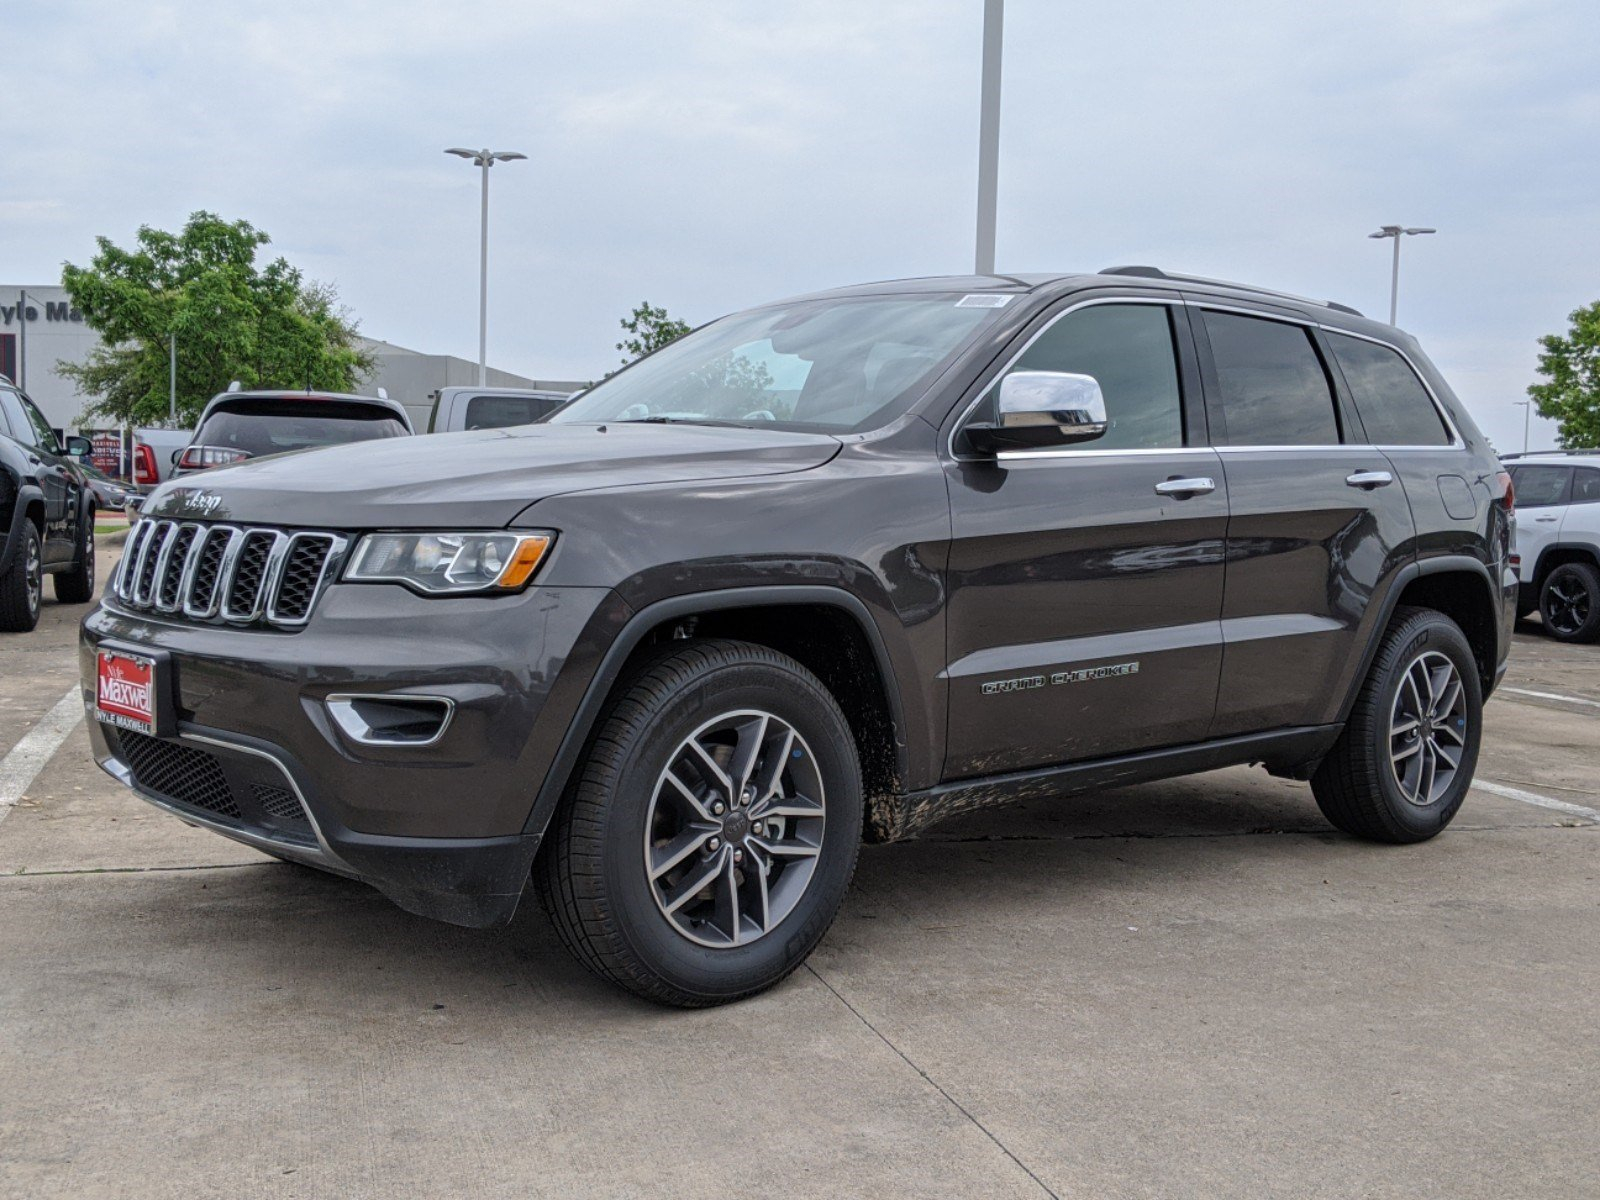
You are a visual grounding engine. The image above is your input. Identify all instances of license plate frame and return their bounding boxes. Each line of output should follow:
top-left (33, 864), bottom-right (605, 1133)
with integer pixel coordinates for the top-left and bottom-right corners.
top-left (94, 644), bottom-right (175, 737)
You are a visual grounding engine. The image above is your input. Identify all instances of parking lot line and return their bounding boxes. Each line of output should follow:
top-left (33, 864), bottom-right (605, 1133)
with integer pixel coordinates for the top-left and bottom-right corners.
top-left (1499, 685), bottom-right (1600, 711)
top-left (1472, 779), bottom-right (1600, 823)
top-left (0, 686), bottom-right (85, 827)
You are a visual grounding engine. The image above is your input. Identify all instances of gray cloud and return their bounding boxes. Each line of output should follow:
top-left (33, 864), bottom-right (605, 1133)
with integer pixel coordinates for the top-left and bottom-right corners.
top-left (4, 0), bottom-right (1595, 450)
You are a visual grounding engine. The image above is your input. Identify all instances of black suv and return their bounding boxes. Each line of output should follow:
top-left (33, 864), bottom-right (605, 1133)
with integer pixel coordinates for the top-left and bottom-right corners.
top-left (81, 269), bottom-right (1515, 1006)
top-left (1, 381), bottom-right (97, 631)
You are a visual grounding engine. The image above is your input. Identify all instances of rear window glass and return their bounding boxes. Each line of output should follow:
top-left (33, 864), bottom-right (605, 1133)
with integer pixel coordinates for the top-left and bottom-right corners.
top-left (1510, 465), bottom-right (1571, 507)
top-left (1575, 469), bottom-right (1600, 504)
top-left (463, 394), bottom-right (565, 430)
top-left (1202, 311), bottom-right (1341, 446)
top-left (1327, 333), bottom-right (1450, 446)
top-left (193, 400), bottom-right (407, 459)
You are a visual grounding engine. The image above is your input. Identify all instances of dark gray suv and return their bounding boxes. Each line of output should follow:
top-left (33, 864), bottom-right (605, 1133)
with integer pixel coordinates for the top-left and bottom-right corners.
top-left (81, 268), bottom-right (1515, 1005)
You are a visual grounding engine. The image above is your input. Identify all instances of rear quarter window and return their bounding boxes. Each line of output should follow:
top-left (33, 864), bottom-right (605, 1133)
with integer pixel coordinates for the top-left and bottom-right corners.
top-left (1326, 333), bottom-right (1451, 446)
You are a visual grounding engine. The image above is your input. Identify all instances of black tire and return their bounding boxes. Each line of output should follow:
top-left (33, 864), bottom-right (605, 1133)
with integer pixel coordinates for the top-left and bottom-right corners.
top-left (536, 638), bottom-right (862, 1007)
top-left (0, 523), bottom-right (43, 633)
top-left (1538, 562), bottom-right (1600, 643)
top-left (53, 508), bottom-right (96, 604)
top-left (1311, 607), bottom-right (1482, 844)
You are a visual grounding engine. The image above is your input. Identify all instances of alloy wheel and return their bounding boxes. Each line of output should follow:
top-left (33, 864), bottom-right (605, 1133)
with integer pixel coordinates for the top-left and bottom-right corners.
top-left (1388, 650), bottom-right (1467, 807)
top-left (25, 536), bottom-right (41, 619)
top-left (1543, 569), bottom-right (1592, 637)
top-left (644, 709), bottom-right (826, 949)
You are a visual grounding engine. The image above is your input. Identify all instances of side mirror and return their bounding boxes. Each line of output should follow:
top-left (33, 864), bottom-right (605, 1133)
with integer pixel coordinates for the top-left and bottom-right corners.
top-left (64, 435), bottom-right (94, 459)
top-left (965, 371), bottom-right (1108, 455)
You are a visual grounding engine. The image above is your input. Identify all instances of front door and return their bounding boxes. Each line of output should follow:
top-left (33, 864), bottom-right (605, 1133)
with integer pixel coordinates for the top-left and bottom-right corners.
top-left (1189, 305), bottom-right (1417, 737)
top-left (942, 297), bottom-right (1229, 779)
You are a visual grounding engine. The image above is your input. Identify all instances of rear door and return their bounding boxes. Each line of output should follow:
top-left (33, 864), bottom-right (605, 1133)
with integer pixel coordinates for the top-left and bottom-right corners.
top-left (942, 293), bottom-right (1230, 777)
top-left (1191, 303), bottom-right (1416, 737)
top-left (1507, 465), bottom-right (1572, 585)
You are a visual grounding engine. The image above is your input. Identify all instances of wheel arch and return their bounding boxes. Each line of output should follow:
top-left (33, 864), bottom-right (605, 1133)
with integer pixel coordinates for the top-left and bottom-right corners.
top-left (522, 586), bottom-right (908, 844)
top-left (1339, 555), bottom-right (1504, 721)
top-left (1532, 541), bottom-right (1600, 589)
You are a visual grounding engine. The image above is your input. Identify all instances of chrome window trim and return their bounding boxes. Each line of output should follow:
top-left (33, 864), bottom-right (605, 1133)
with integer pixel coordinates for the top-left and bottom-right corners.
top-left (1316, 323), bottom-right (1465, 450)
top-left (947, 294), bottom-right (1181, 463)
top-left (950, 292), bottom-right (1468, 462)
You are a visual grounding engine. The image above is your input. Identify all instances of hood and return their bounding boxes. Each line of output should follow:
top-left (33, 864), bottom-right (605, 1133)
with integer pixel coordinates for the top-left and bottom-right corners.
top-left (143, 423), bottom-right (841, 529)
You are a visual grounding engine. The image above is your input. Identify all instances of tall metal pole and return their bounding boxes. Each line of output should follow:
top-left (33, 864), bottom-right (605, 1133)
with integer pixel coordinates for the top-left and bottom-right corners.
top-left (974, 0), bottom-right (1003, 276)
top-left (169, 332), bottom-right (177, 421)
top-left (1389, 235), bottom-right (1401, 326)
top-left (16, 290), bottom-right (26, 392)
top-left (478, 158), bottom-right (490, 387)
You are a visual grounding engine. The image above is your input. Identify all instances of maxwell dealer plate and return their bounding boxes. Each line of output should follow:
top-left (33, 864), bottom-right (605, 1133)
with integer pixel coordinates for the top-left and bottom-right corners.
top-left (96, 649), bottom-right (157, 734)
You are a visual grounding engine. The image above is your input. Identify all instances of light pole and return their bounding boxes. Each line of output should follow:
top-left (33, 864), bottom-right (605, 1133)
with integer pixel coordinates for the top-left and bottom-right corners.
top-left (445, 147), bottom-right (527, 385)
top-left (974, 0), bottom-right (1004, 275)
top-left (1367, 225), bottom-right (1435, 326)
top-left (1513, 400), bottom-right (1532, 454)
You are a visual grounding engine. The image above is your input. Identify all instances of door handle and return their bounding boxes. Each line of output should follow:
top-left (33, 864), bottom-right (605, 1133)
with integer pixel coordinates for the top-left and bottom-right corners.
top-left (1154, 476), bottom-right (1216, 498)
top-left (1534, 515), bottom-right (1559, 522)
top-left (1345, 470), bottom-right (1393, 490)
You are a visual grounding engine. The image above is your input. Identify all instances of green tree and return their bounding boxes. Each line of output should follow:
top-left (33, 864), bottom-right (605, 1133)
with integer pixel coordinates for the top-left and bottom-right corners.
top-left (616, 301), bottom-right (690, 365)
top-left (58, 211), bottom-right (372, 426)
top-left (1529, 300), bottom-right (1600, 448)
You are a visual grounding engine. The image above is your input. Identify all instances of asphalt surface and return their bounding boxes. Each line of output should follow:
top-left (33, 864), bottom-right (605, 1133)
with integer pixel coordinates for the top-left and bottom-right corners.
top-left (2, 544), bottom-right (1597, 1198)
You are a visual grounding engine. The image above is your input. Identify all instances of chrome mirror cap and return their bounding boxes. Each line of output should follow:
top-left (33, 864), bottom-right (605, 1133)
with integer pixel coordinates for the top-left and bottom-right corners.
top-left (967, 370), bottom-right (1109, 455)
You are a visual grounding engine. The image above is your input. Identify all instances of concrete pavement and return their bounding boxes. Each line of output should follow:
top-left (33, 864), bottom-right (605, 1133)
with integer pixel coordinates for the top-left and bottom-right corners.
top-left (2, 553), bottom-right (1597, 1198)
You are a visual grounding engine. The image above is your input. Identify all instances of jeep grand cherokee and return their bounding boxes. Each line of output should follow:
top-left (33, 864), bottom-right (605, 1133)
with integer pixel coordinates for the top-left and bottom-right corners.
top-left (81, 268), bottom-right (1516, 1006)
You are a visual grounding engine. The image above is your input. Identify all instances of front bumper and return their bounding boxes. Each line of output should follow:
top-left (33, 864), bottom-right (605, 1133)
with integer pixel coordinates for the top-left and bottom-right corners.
top-left (81, 580), bottom-right (625, 927)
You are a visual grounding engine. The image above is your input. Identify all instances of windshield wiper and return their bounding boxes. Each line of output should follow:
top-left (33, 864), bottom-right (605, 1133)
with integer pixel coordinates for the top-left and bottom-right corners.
top-left (621, 416), bottom-right (753, 428)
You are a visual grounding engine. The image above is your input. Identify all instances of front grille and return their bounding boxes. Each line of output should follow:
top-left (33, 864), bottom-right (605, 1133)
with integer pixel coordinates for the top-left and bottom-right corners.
top-left (116, 729), bottom-right (317, 845)
top-left (118, 731), bottom-right (242, 819)
top-left (113, 520), bottom-right (346, 630)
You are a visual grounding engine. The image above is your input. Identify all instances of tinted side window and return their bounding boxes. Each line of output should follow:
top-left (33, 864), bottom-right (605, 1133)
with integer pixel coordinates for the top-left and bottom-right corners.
top-left (0, 390), bottom-right (14, 437)
top-left (1571, 468), bottom-right (1600, 504)
top-left (20, 396), bottom-right (60, 452)
top-left (0, 390), bottom-right (29, 444)
top-left (1202, 311), bottom-right (1340, 446)
top-left (463, 394), bottom-right (562, 430)
top-left (1326, 333), bottom-right (1450, 446)
top-left (1511, 465), bottom-right (1572, 507)
top-left (972, 303), bottom-right (1184, 451)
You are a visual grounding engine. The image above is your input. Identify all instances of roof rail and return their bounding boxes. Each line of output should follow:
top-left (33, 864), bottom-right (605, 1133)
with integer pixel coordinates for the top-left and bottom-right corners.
top-left (1099, 265), bottom-right (1364, 318)
top-left (1500, 449), bottom-right (1600, 459)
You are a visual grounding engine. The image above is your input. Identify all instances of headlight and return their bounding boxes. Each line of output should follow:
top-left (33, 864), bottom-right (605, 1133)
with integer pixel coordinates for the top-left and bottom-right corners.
top-left (345, 531), bottom-right (554, 595)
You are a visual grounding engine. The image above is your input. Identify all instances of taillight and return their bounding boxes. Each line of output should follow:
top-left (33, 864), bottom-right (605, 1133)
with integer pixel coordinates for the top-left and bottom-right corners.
top-left (1495, 470), bottom-right (1514, 513)
top-left (177, 445), bottom-right (251, 471)
top-left (133, 444), bottom-right (158, 485)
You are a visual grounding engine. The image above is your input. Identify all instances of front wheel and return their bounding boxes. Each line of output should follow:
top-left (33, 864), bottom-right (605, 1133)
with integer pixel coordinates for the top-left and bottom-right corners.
top-left (0, 523), bottom-right (43, 632)
top-left (536, 639), bottom-right (862, 1007)
top-left (1312, 607), bottom-right (1482, 844)
top-left (1539, 562), bottom-right (1600, 643)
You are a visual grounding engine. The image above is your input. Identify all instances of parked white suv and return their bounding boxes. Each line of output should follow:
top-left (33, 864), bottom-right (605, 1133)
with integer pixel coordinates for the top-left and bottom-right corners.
top-left (1505, 451), bottom-right (1600, 642)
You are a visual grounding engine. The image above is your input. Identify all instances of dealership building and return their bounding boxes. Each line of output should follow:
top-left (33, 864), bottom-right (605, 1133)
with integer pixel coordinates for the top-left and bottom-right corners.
top-left (2, 284), bottom-right (581, 436)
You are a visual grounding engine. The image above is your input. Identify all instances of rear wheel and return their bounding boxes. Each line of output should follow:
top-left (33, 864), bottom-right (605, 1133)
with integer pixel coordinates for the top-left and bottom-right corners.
top-left (537, 639), bottom-right (862, 1007)
top-left (0, 524), bottom-right (43, 632)
top-left (53, 508), bottom-right (96, 604)
top-left (1312, 607), bottom-right (1482, 844)
top-left (1539, 562), bottom-right (1600, 643)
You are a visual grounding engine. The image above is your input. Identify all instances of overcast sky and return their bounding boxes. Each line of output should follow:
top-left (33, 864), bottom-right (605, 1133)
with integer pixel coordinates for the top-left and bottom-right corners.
top-left (5, 0), bottom-right (1597, 451)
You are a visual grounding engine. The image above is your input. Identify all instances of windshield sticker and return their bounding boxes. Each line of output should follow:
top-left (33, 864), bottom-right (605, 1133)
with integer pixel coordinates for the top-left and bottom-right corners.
top-left (957, 294), bottom-right (1014, 308)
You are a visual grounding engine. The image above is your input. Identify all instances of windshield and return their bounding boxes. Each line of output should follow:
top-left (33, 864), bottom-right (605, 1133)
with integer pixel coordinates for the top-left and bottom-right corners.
top-left (192, 400), bottom-right (408, 458)
top-left (552, 295), bottom-right (1006, 434)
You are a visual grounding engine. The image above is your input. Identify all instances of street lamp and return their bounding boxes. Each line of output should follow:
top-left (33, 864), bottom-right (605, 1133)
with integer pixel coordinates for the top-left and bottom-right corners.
top-left (974, 0), bottom-right (1004, 276)
top-left (1367, 224), bottom-right (1435, 326)
top-left (1513, 400), bottom-right (1532, 454)
top-left (445, 147), bottom-right (527, 385)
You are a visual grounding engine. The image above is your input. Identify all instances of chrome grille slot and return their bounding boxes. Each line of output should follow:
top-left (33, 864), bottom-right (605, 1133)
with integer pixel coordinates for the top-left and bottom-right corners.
top-left (110, 520), bottom-right (347, 631)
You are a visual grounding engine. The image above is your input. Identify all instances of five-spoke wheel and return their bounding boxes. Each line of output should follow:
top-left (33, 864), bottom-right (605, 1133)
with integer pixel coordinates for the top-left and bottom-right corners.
top-left (646, 710), bottom-right (826, 948)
